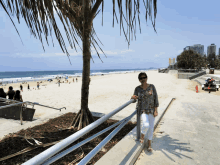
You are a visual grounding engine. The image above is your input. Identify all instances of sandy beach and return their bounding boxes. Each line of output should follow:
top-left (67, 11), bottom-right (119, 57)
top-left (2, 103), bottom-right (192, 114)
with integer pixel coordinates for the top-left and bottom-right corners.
top-left (1, 70), bottom-right (220, 140)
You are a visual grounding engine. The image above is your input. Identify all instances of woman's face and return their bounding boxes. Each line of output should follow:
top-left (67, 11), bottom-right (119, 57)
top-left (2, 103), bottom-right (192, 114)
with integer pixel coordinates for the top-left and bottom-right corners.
top-left (139, 76), bottom-right (147, 84)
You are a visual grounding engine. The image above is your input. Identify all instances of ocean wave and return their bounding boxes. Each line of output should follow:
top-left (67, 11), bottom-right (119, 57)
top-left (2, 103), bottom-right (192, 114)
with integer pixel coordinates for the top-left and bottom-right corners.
top-left (0, 68), bottom-right (155, 84)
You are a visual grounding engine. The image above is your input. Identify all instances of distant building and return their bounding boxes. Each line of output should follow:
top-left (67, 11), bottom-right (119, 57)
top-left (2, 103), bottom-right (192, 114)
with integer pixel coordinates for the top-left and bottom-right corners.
top-left (218, 48), bottom-right (220, 60)
top-left (169, 58), bottom-right (176, 69)
top-left (207, 43), bottom-right (216, 58)
top-left (192, 44), bottom-right (204, 56)
top-left (183, 44), bottom-right (204, 56)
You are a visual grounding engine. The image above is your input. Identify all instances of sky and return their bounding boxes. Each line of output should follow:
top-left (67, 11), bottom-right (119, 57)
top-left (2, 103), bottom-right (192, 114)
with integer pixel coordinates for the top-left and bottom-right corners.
top-left (1, 0), bottom-right (220, 71)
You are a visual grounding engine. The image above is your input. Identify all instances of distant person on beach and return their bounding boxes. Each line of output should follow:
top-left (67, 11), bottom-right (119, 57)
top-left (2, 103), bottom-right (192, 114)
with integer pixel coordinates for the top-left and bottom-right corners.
top-left (89, 78), bottom-right (91, 85)
top-left (20, 84), bottom-right (23, 92)
top-left (37, 82), bottom-right (40, 90)
top-left (131, 72), bottom-right (159, 152)
top-left (73, 78), bottom-right (74, 83)
top-left (58, 80), bottom-right (60, 87)
top-left (28, 84), bottom-right (30, 91)
top-left (76, 78), bottom-right (78, 82)
top-left (0, 88), bottom-right (6, 102)
top-left (13, 90), bottom-right (23, 102)
top-left (7, 86), bottom-right (15, 100)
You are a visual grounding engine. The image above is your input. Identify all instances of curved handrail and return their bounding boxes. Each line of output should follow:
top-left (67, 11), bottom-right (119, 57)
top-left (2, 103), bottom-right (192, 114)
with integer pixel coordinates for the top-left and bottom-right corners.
top-left (42, 114), bottom-right (133, 165)
top-left (78, 110), bottom-right (137, 165)
top-left (22, 99), bottom-right (136, 165)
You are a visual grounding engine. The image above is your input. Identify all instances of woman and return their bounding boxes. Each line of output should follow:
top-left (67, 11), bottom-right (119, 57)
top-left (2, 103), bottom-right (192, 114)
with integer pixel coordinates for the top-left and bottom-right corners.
top-left (13, 90), bottom-right (23, 102)
top-left (131, 72), bottom-right (159, 152)
top-left (0, 88), bottom-right (6, 102)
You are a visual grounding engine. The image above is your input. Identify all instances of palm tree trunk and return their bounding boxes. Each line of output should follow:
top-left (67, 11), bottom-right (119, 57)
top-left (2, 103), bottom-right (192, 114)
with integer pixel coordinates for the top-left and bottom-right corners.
top-left (70, 0), bottom-right (94, 130)
top-left (81, 0), bottom-right (92, 113)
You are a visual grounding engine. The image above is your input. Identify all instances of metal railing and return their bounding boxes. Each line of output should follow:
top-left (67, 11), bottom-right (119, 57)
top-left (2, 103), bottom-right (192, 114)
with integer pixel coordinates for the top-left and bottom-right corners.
top-left (42, 115), bottom-right (131, 165)
top-left (0, 97), bottom-right (66, 125)
top-left (178, 69), bottom-right (201, 73)
top-left (22, 99), bottom-right (141, 165)
top-left (189, 70), bottom-right (206, 80)
top-left (0, 97), bottom-right (66, 111)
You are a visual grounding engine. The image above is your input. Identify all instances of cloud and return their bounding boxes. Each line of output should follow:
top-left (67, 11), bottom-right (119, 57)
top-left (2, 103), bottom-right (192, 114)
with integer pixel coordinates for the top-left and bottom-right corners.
top-left (92, 49), bottom-right (135, 56)
top-left (120, 49), bottom-right (135, 54)
top-left (13, 53), bottom-right (68, 58)
top-left (55, 52), bottom-right (81, 56)
top-left (12, 48), bottom-right (135, 58)
top-left (65, 48), bottom-right (135, 56)
top-left (177, 50), bottom-right (183, 54)
top-left (154, 52), bottom-right (165, 57)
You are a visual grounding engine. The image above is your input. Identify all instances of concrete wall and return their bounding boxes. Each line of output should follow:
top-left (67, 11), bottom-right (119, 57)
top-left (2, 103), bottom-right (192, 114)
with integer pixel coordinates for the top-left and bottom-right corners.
top-left (168, 70), bottom-right (178, 75)
top-left (178, 70), bottom-right (206, 79)
top-left (178, 73), bottom-right (195, 79)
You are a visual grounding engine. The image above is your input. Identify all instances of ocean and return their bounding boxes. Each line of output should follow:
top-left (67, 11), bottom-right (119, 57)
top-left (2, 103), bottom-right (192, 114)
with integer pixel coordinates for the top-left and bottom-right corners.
top-left (0, 68), bottom-right (157, 84)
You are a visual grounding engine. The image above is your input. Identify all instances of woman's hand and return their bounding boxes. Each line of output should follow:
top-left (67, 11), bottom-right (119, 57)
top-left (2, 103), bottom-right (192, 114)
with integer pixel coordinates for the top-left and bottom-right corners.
top-left (131, 95), bottom-right (138, 100)
top-left (154, 108), bottom-right (158, 117)
top-left (154, 111), bottom-right (158, 117)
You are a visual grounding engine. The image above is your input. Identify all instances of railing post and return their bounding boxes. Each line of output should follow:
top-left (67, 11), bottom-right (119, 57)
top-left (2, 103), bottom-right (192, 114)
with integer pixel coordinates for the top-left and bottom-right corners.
top-left (136, 93), bottom-right (141, 141)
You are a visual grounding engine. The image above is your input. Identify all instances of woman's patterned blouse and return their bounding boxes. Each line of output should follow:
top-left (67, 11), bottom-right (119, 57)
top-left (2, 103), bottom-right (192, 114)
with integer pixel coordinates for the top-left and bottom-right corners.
top-left (133, 84), bottom-right (159, 114)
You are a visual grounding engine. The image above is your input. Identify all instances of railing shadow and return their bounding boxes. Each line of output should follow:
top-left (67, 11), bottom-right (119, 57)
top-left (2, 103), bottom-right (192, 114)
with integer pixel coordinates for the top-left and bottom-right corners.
top-left (143, 134), bottom-right (194, 162)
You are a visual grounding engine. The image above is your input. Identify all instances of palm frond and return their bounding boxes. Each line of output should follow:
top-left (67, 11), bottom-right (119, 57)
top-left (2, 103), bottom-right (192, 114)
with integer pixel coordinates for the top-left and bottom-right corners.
top-left (0, 0), bottom-right (24, 45)
top-left (0, 0), bottom-right (157, 63)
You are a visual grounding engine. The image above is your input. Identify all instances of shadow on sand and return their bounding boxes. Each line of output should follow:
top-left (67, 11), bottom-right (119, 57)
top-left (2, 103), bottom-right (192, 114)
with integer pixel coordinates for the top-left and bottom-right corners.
top-left (143, 133), bottom-right (194, 162)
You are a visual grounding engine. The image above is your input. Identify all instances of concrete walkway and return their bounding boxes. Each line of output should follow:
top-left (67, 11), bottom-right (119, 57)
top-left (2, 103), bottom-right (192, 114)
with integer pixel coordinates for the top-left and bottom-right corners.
top-left (135, 91), bottom-right (220, 165)
top-left (195, 74), bottom-right (220, 85)
top-left (193, 69), bottom-right (220, 85)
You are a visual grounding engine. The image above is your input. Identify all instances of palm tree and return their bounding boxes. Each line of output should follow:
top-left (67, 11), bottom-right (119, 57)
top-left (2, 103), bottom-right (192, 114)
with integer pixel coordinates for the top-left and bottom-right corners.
top-left (0, 0), bottom-right (157, 130)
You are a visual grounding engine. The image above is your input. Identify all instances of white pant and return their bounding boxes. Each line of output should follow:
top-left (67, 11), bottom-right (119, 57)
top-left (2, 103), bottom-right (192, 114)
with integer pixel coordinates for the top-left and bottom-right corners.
top-left (141, 113), bottom-right (155, 140)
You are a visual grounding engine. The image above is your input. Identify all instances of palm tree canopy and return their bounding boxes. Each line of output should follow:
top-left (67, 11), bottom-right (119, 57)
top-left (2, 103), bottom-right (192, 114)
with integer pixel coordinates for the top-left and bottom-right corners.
top-left (0, 0), bottom-right (157, 63)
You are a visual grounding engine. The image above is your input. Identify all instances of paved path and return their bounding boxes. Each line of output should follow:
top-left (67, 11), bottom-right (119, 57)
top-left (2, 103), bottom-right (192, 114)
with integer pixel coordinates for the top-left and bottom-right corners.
top-left (135, 86), bottom-right (220, 165)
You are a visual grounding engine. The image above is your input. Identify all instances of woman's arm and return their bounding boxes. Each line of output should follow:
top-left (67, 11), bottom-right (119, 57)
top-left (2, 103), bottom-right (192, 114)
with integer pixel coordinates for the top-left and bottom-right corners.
top-left (131, 87), bottom-right (139, 102)
top-left (152, 85), bottom-right (159, 107)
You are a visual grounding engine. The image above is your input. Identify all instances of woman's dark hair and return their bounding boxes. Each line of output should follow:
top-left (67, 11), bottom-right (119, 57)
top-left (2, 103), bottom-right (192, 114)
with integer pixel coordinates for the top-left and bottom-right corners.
top-left (138, 72), bottom-right (148, 80)
top-left (9, 86), bottom-right (13, 90)
top-left (14, 90), bottom-right (21, 100)
top-left (0, 88), bottom-right (4, 93)
top-left (0, 88), bottom-right (6, 96)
